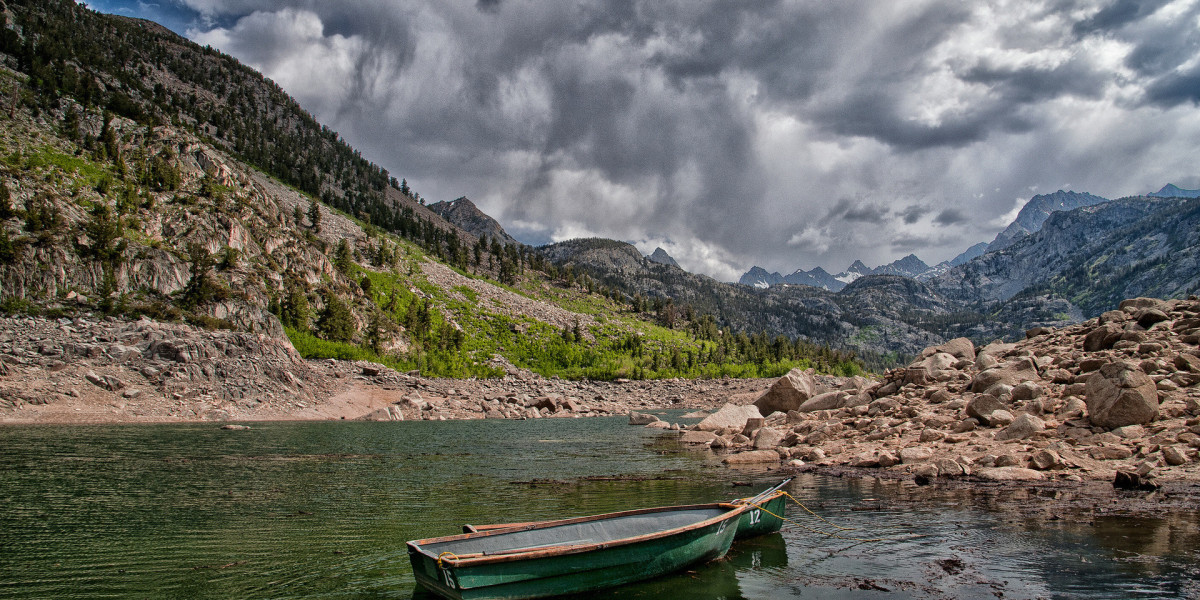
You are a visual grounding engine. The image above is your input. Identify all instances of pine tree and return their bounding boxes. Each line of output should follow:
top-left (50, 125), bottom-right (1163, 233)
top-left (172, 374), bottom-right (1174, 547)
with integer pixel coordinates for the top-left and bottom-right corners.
top-left (280, 277), bottom-right (310, 330)
top-left (334, 238), bottom-right (354, 273)
top-left (181, 243), bottom-right (217, 307)
top-left (316, 291), bottom-right (355, 342)
top-left (308, 198), bottom-right (321, 233)
top-left (0, 182), bottom-right (11, 220)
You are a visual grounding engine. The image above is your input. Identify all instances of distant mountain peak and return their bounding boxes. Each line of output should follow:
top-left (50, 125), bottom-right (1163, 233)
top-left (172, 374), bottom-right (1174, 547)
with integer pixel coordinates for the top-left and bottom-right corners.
top-left (874, 254), bottom-right (931, 278)
top-left (646, 247), bottom-right (680, 268)
top-left (989, 190), bottom-right (1109, 251)
top-left (739, 266), bottom-right (784, 289)
top-left (1149, 184), bottom-right (1200, 199)
top-left (427, 196), bottom-right (520, 247)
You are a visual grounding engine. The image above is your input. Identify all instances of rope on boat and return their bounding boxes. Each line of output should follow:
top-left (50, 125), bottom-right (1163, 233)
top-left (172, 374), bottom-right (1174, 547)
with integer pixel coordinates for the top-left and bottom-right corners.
top-left (778, 491), bottom-right (857, 531)
top-left (437, 552), bottom-right (458, 568)
top-left (748, 491), bottom-right (888, 543)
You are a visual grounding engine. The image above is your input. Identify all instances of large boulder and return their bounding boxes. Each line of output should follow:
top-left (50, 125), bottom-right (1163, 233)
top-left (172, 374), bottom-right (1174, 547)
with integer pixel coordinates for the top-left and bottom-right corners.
top-left (752, 427), bottom-right (786, 449)
top-left (1085, 362), bottom-right (1160, 429)
top-left (970, 358), bottom-right (1040, 393)
top-left (753, 368), bottom-right (820, 416)
top-left (976, 467), bottom-right (1046, 481)
top-left (696, 403), bottom-right (763, 432)
top-left (899, 447), bottom-right (934, 463)
top-left (910, 351), bottom-right (957, 371)
top-left (1083, 324), bottom-right (1122, 352)
top-left (995, 413), bottom-right (1045, 441)
top-left (965, 394), bottom-right (1005, 425)
top-left (934, 337), bottom-right (975, 360)
top-left (1120, 297), bottom-right (1167, 312)
top-left (796, 390), bottom-right (845, 412)
top-left (1136, 308), bottom-right (1170, 329)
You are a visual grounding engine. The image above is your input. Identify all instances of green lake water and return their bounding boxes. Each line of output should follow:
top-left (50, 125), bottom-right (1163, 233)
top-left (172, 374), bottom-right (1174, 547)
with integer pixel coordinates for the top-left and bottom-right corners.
top-left (1, 416), bottom-right (1198, 599)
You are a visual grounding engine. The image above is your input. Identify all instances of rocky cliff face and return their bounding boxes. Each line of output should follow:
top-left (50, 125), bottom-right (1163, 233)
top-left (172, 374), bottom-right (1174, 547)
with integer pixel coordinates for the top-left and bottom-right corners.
top-left (931, 196), bottom-right (1199, 313)
top-left (539, 238), bottom-right (651, 274)
top-left (646, 247), bottom-right (680, 268)
top-left (0, 314), bottom-right (321, 420)
top-left (427, 197), bottom-right (520, 247)
top-left (949, 242), bottom-right (990, 266)
top-left (0, 104), bottom-right (331, 337)
top-left (988, 190), bottom-right (1110, 251)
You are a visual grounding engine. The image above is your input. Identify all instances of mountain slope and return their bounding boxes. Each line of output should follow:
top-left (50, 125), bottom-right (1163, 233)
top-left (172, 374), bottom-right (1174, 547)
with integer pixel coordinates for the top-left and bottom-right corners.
top-left (950, 242), bottom-right (989, 266)
top-left (988, 190), bottom-right (1109, 251)
top-left (931, 195), bottom-right (1200, 314)
top-left (0, 0), bottom-right (864, 381)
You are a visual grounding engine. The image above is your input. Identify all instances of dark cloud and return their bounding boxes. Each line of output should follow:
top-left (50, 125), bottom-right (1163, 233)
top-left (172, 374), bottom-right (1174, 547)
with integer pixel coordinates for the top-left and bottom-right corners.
top-left (476, 0), bottom-right (503, 14)
top-left (1072, 0), bottom-right (1170, 35)
top-left (933, 208), bottom-right (968, 226)
top-left (960, 57), bottom-right (1107, 104)
top-left (821, 198), bottom-right (888, 225)
top-left (95, 0), bottom-right (1200, 280)
top-left (891, 234), bottom-right (935, 252)
top-left (897, 204), bottom-right (927, 225)
top-left (1145, 65), bottom-right (1200, 106)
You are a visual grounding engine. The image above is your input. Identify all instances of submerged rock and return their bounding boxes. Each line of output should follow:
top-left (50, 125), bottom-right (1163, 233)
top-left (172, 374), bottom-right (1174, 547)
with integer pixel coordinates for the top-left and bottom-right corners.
top-left (723, 450), bottom-right (781, 465)
top-left (628, 411), bottom-right (660, 425)
top-left (696, 403), bottom-right (762, 432)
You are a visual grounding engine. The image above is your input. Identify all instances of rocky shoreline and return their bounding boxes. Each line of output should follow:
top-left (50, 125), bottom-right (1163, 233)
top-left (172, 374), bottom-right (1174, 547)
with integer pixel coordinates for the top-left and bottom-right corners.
top-left (646, 296), bottom-right (1200, 492)
top-left (4, 296), bottom-right (1199, 498)
top-left (0, 314), bottom-right (770, 424)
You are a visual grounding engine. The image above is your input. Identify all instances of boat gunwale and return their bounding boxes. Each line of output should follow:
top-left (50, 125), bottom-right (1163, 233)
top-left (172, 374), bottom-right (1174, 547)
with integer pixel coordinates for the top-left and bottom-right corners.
top-left (462, 490), bottom-right (786, 534)
top-left (408, 501), bottom-right (749, 567)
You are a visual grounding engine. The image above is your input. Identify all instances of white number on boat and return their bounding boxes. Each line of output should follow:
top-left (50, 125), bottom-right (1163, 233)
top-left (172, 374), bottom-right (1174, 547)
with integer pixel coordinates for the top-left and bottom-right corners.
top-left (441, 567), bottom-right (456, 588)
top-left (749, 510), bottom-right (762, 525)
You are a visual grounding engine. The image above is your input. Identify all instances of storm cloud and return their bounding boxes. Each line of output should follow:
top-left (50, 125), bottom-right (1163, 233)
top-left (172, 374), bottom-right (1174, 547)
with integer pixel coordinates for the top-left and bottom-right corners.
top-left (95, 0), bottom-right (1200, 280)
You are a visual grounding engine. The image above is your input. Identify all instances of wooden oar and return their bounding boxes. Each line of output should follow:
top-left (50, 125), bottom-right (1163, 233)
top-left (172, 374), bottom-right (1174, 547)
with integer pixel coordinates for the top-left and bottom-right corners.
top-left (736, 477), bottom-right (793, 506)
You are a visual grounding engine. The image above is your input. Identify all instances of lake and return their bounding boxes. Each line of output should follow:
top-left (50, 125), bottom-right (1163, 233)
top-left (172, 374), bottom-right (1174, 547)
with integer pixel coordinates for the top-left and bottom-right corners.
top-left (1, 416), bottom-right (1197, 599)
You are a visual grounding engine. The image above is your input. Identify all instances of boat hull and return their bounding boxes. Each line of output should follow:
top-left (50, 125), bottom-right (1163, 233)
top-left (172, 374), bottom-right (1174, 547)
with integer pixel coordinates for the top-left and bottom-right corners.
top-left (736, 491), bottom-right (786, 538)
top-left (408, 504), bottom-right (744, 600)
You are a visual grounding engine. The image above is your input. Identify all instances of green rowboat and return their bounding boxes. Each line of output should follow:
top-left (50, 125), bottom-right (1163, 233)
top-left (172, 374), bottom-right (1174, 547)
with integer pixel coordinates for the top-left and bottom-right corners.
top-left (409, 481), bottom-right (792, 599)
top-left (462, 479), bottom-right (792, 540)
top-left (407, 502), bottom-right (748, 600)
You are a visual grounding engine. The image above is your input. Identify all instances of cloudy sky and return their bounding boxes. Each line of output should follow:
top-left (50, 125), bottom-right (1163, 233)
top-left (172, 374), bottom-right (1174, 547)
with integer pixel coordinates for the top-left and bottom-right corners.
top-left (92, 0), bottom-right (1200, 281)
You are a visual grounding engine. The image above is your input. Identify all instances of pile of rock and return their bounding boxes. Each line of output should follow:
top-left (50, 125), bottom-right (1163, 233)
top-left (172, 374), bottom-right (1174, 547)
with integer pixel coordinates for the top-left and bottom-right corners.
top-left (658, 297), bottom-right (1200, 485)
top-left (0, 314), bottom-right (320, 421)
top-left (0, 313), bottom-right (775, 423)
